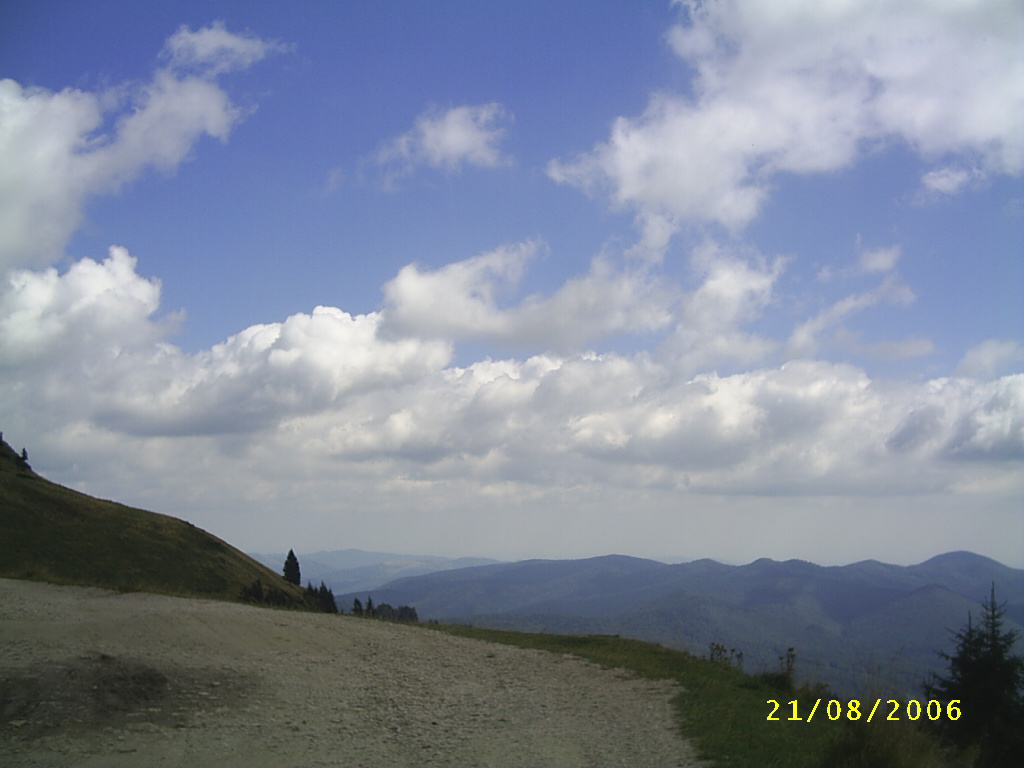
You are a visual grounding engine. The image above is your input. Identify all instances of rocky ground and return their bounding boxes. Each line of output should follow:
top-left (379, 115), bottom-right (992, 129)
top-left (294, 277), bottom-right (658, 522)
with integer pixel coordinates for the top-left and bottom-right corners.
top-left (0, 578), bottom-right (701, 767)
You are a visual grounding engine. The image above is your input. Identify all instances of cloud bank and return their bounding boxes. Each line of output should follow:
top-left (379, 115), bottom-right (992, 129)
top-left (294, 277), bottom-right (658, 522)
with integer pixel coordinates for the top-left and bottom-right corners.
top-left (1, 11), bottom-right (1021, 563)
top-left (2, 243), bottom-right (1019, 499)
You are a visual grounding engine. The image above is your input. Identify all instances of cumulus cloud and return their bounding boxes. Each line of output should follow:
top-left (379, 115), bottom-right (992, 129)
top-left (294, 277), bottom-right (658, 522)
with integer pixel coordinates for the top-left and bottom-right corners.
top-left (379, 240), bottom-right (673, 351)
top-left (657, 239), bottom-right (785, 374)
top-left (375, 103), bottom-right (513, 185)
top-left (0, 23), bottom-right (279, 271)
top-left (0, 247), bottom-right (169, 367)
top-left (886, 374), bottom-right (1024, 462)
top-left (858, 246), bottom-right (900, 274)
top-left (921, 166), bottom-right (985, 196)
top-left (0, 240), bottom-right (1020, 564)
top-left (550, 0), bottom-right (1024, 238)
top-left (380, 237), bottom-right (787, 369)
top-left (161, 20), bottom-right (284, 76)
top-left (788, 276), bottom-right (916, 359)
top-left (205, 352), bottom-right (1024, 496)
top-left (956, 339), bottom-right (1024, 380)
top-left (6, 242), bottom-right (1016, 493)
top-left (381, 241), bottom-right (535, 339)
top-left (11, 240), bottom-right (1010, 502)
top-left (0, 246), bottom-right (451, 437)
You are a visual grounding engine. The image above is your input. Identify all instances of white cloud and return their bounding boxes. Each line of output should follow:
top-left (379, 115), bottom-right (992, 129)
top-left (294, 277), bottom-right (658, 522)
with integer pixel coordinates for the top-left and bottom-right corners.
top-left (858, 246), bottom-right (900, 274)
top-left (921, 166), bottom-right (984, 196)
top-left (818, 241), bottom-right (901, 282)
top-left (6, 243), bottom-right (1016, 492)
top-left (0, 23), bottom-right (278, 271)
top-left (546, 92), bottom-right (771, 237)
top-left (161, 20), bottom-right (284, 76)
top-left (381, 241), bottom-right (534, 339)
top-left (0, 247), bottom-right (451, 437)
top-left (0, 247), bottom-right (169, 366)
top-left (550, 0), bottom-right (1024, 236)
top-left (658, 239), bottom-right (785, 374)
top-left (375, 103), bottom-right (513, 184)
top-left (956, 339), bottom-right (1024, 380)
top-left (788, 276), bottom-right (915, 359)
top-left (379, 240), bottom-right (673, 351)
top-left (379, 237), bottom-right (783, 370)
top-left (10, 240), bottom-right (1014, 497)
top-left (886, 374), bottom-right (1024, 463)
top-left (0, 243), bottom-right (1019, 563)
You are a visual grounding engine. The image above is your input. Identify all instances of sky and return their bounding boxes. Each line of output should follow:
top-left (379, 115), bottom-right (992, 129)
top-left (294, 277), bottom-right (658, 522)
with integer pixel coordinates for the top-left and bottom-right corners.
top-left (1, 0), bottom-right (1022, 567)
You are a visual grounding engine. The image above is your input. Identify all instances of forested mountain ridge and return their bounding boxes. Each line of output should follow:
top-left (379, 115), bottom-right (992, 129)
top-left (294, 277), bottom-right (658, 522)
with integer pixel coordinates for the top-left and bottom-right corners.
top-left (338, 551), bottom-right (1024, 696)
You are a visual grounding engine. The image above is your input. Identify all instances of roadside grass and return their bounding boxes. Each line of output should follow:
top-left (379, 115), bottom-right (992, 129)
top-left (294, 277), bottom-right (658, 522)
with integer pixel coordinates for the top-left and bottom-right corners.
top-left (429, 624), bottom-right (968, 768)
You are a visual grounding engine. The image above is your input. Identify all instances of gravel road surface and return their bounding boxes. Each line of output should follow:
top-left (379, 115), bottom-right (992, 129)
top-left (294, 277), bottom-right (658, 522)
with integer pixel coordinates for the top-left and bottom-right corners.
top-left (0, 578), bottom-right (701, 767)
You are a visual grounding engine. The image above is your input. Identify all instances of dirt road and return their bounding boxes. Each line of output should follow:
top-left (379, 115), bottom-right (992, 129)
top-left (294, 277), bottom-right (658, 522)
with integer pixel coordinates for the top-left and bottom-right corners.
top-left (0, 578), bottom-right (700, 767)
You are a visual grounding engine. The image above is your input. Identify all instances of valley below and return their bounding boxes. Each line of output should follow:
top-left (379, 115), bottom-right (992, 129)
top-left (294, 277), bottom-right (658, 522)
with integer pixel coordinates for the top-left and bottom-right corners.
top-left (0, 578), bottom-right (699, 768)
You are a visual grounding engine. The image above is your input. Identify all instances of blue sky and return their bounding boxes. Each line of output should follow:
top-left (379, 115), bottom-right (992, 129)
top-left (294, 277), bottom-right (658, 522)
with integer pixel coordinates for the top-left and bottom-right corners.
top-left (1, 1), bottom-right (1022, 567)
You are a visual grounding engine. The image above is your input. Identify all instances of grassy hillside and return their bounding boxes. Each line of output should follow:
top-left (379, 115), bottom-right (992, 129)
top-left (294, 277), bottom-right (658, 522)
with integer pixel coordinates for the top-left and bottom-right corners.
top-left (0, 437), bottom-right (306, 604)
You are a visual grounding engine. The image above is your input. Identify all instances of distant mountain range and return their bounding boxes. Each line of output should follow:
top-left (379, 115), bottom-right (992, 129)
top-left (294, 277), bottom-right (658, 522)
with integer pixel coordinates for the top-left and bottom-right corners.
top-left (250, 549), bottom-right (501, 595)
top-left (336, 551), bottom-right (1024, 697)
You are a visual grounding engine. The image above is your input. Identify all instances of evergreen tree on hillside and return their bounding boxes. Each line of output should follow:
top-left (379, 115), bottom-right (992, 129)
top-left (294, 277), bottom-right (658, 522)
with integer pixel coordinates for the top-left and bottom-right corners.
top-left (925, 584), bottom-right (1024, 767)
top-left (283, 549), bottom-right (301, 585)
top-left (318, 581), bottom-right (338, 613)
top-left (304, 580), bottom-right (338, 613)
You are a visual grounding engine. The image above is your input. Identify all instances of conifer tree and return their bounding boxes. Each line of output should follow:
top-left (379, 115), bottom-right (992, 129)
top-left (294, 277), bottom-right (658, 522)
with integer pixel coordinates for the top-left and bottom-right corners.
top-left (926, 584), bottom-right (1024, 767)
top-left (282, 549), bottom-right (301, 585)
top-left (317, 581), bottom-right (337, 613)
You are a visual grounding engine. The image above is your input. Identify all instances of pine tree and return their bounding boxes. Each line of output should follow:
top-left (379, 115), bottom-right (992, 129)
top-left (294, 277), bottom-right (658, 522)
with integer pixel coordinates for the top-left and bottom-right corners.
top-left (926, 584), bottom-right (1024, 767)
top-left (282, 549), bottom-right (301, 585)
top-left (317, 582), bottom-right (337, 613)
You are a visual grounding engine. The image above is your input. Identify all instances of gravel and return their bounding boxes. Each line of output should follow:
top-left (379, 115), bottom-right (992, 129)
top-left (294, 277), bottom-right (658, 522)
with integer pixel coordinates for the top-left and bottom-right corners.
top-left (0, 578), bottom-right (702, 767)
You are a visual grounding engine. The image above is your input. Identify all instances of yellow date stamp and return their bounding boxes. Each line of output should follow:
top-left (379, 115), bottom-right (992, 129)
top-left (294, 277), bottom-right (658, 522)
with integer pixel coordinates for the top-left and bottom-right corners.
top-left (767, 698), bottom-right (962, 722)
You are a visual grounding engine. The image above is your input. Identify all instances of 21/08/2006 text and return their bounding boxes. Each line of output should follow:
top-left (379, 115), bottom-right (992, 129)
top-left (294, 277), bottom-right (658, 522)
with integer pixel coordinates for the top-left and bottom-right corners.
top-left (767, 699), bottom-right (961, 722)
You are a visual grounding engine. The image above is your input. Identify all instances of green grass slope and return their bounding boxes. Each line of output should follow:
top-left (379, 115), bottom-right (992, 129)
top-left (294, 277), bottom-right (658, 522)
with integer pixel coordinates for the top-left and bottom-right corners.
top-left (0, 438), bottom-right (306, 604)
